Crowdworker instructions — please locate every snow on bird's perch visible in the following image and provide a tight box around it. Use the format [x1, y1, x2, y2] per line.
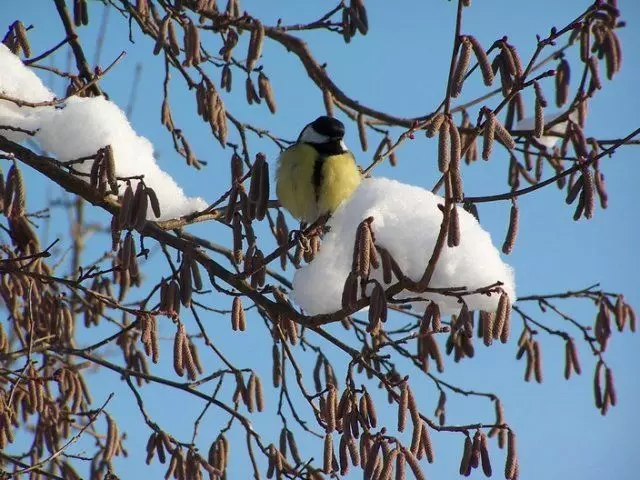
[0, 45, 206, 220]
[292, 178, 516, 316]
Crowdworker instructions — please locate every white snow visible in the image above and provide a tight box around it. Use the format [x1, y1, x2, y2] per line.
[0, 45, 206, 219]
[293, 178, 516, 316]
[0, 45, 54, 143]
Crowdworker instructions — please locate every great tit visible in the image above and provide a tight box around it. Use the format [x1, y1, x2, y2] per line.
[276, 116, 361, 223]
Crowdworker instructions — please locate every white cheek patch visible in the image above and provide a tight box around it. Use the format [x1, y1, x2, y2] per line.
[299, 126, 331, 144]
[339, 140, 348, 152]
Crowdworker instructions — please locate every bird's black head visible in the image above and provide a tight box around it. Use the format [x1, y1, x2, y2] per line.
[310, 116, 345, 140]
[298, 116, 348, 155]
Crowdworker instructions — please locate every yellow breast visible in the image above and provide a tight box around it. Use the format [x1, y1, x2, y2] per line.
[276, 144, 318, 221]
[276, 144, 361, 222]
[318, 152, 361, 217]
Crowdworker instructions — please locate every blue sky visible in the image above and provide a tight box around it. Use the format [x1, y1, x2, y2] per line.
[2, 1, 640, 479]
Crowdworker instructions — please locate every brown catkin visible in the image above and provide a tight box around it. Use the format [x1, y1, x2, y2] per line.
[246, 21, 264, 71]
[564, 340, 573, 380]
[339, 433, 350, 475]
[468, 35, 494, 86]
[480, 432, 492, 476]
[420, 422, 434, 463]
[502, 202, 519, 255]
[581, 166, 595, 219]
[449, 122, 462, 193]
[533, 80, 548, 108]
[566, 175, 584, 205]
[505, 430, 517, 479]
[588, 55, 602, 92]
[245, 76, 260, 105]
[534, 98, 545, 138]
[594, 360, 603, 409]
[403, 448, 426, 480]
[494, 116, 515, 150]
[459, 436, 472, 476]
[257, 72, 277, 114]
[323, 433, 333, 474]
[497, 293, 511, 343]
[410, 417, 423, 455]
[533, 340, 543, 383]
[555, 58, 570, 107]
[396, 449, 406, 480]
[398, 382, 408, 432]
[407, 386, 420, 427]
[626, 304, 637, 332]
[183, 338, 199, 381]
[364, 391, 377, 428]
[341, 271, 359, 311]
[426, 113, 446, 138]
[326, 386, 337, 432]
[173, 323, 186, 377]
[471, 430, 481, 469]
[452, 36, 472, 97]
[605, 367, 617, 406]
[438, 118, 451, 173]
[482, 110, 496, 160]
[380, 447, 399, 480]
[448, 205, 460, 247]
[568, 338, 582, 375]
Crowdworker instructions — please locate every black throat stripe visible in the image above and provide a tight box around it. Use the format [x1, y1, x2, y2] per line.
[308, 140, 344, 202]
[312, 154, 323, 202]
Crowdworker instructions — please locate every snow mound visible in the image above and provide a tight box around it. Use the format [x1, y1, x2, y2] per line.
[0, 44, 206, 219]
[0, 45, 54, 143]
[293, 178, 516, 316]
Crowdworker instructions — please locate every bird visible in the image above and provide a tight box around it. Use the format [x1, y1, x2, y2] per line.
[276, 116, 361, 223]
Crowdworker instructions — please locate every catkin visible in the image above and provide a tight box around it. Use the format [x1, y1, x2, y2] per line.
[581, 166, 595, 219]
[502, 202, 519, 255]
[605, 367, 617, 406]
[426, 113, 446, 138]
[173, 323, 186, 377]
[326, 386, 337, 432]
[257, 72, 277, 114]
[447, 205, 460, 247]
[471, 430, 481, 469]
[398, 382, 408, 432]
[459, 436, 472, 476]
[533, 340, 543, 383]
[482, 110, 496, 160]
[480, 432, 492, 476]
[323, 433, 333, 474]
[555, 58, 570, 107]
[246, 21, 264, 71]
[568, 337, 582, 375]
[588, 55, 602, 92]
[505, 430, 517, 479]
[364, 391, 377, 428]
[380, 447, 399, 480]
[494, 116, 515, 150]
[452, 36, 472, 97]
[438, 118, 451, 173]
[468, 35, 494, 86]
[403, 448, 426, 480]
